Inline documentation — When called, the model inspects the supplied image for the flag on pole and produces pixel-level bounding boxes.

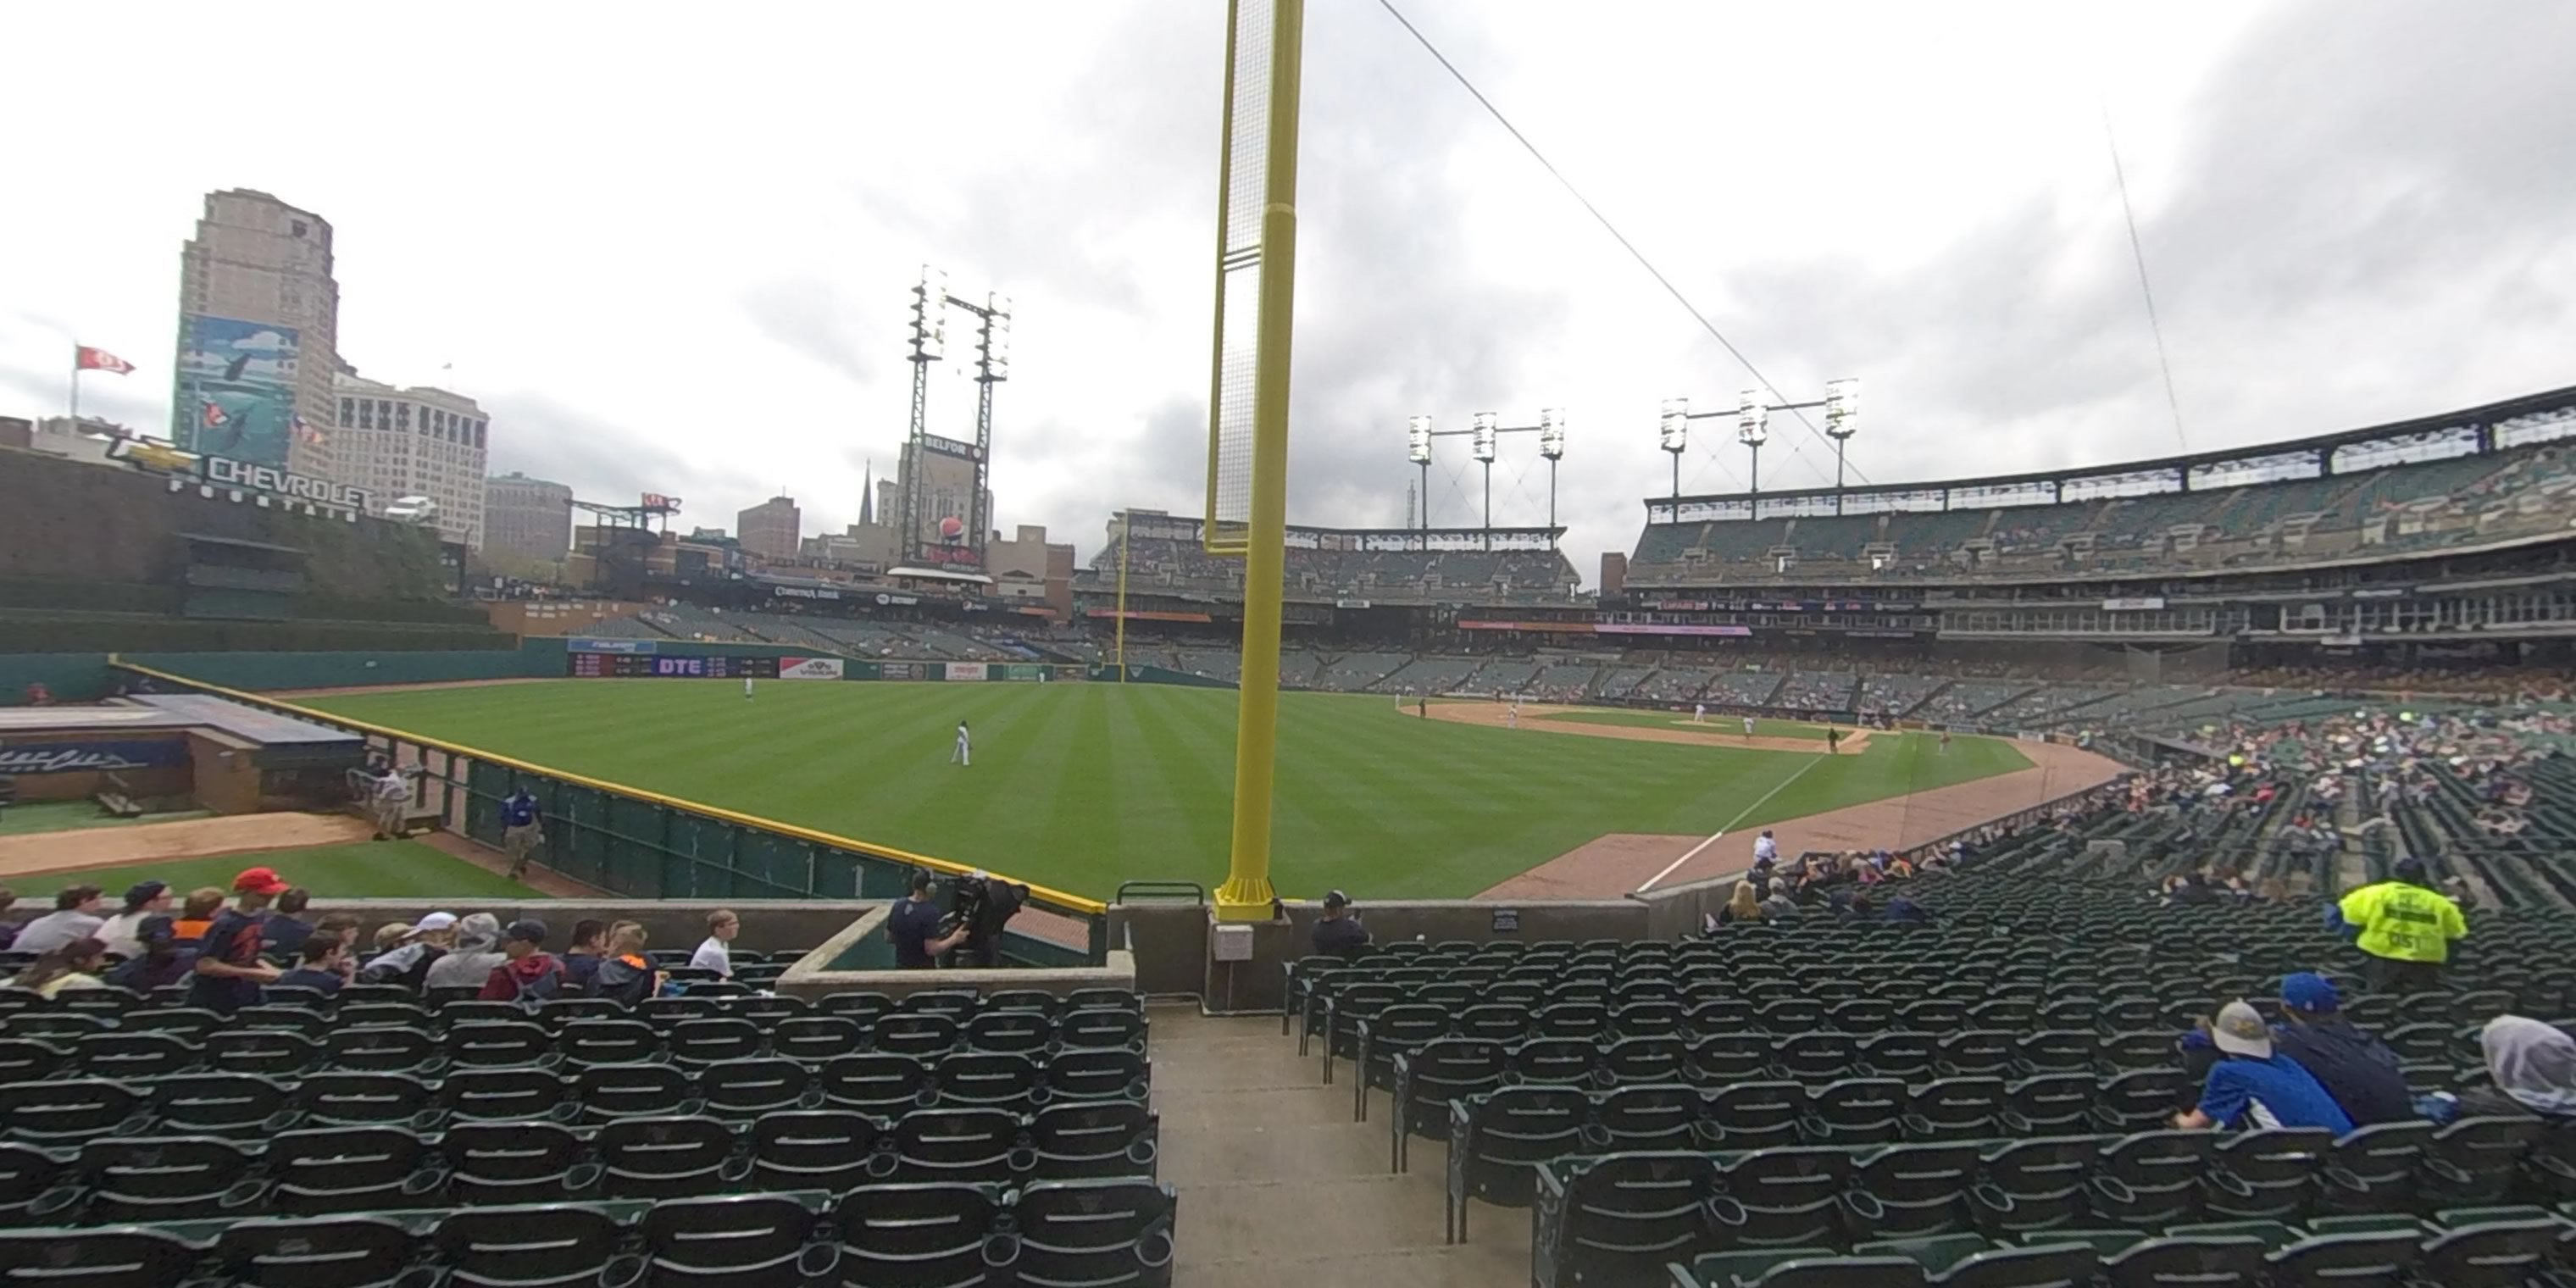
[201,401,230,429]
[293,414,325,446]
[75,346,135,375]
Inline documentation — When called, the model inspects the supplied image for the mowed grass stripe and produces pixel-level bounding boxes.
[306,681,2030,900]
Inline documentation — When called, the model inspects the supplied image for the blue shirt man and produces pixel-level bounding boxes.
[887,872,967,969]
[2174,1000,2354,1133]
[502,791,539,829]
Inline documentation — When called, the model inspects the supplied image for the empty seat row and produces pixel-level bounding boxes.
[0,1179,1176,1288]
[1518,1120,2569,1285]
[0,1047,1152,1141]
[0,985,1146,1036]
[0,1102,1156,1220]
[0,1007,1147,1081]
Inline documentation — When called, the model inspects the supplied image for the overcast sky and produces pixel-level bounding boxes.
[4,0,2570,582]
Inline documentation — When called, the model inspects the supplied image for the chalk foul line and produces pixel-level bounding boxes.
[1635,751,1832,893]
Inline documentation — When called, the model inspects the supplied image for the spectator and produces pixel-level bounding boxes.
[0,889,17,952]
[359,913,458,989]
[1716,881,1762,927]
[1883,894,1932,925]
[1310,890,1369,960]
[95,882,171,959]
[8,937,109,999]
[264,889,316,958]
[2172,1002,2354,1133]
[479,919,565,1003]
[173,888,225,941]
[561,919,609,991]
[369,763,413,840]
[103,917,192,992]
[370,922,413,953]
[887,873,966,970]
[425,913,508,990]
[2335,857,2467,993]
[2269,974,2414,1125]
[593,922,659,1004]
[691,909,739,978]
[2444,1016,2576,1122]
[501,785,545,881]
[187,867,288,1014]
[14,884,106,955]
[273,937,349,997]
[312,914,364,985]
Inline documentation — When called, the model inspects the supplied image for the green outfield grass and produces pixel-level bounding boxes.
[1532,709,1836,740]
[35,841,539,901]
[304,681,2032,900]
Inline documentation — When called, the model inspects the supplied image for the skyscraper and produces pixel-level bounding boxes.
[173,190,341,477]
[334,373,491,548]
[484,472,575,564]
[736,495,802,561]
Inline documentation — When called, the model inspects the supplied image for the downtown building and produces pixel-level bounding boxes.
[173,190,344,478]
[484,471,575,565]
[736,494,802,561]
[333,373,490,548]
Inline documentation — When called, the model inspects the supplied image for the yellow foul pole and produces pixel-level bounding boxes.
[1214,0,1304,920]
[1114,510,1130,679]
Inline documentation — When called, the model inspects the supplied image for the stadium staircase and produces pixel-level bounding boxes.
[1155,1004,1519,1286]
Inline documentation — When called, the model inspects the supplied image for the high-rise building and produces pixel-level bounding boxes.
[332,373,490,547]
[736,494,802,560]
[173,190,341,477]
[484,471,575,564]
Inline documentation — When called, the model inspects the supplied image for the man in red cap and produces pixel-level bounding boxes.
[188,866,286,1013]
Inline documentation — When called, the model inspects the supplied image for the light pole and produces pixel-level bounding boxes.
[1472,412,1498,548]
[1539,408,1567,541]
[900,264,1010,568]
[1659,397,1688,499]
[1736,388,1769,502]
[1407,407,1568,549]
[1824,378,1861,511]
[1407,415,1432,547]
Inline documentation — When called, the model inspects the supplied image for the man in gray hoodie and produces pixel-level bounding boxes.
[423,913,508,991]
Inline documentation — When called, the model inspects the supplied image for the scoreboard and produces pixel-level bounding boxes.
[568,653,782,680]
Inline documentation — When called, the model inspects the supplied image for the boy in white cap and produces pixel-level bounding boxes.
[2171,1000,2353,1133]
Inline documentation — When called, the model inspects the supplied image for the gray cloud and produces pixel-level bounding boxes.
[482,392,769,520]
[740,280,881,386]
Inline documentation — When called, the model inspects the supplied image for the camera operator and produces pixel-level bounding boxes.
[889,871,969,969]
[944,870,1028,969]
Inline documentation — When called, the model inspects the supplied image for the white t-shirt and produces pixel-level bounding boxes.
[690,936,732,977]
[95,911,155,959]
[1752,835,1779,862]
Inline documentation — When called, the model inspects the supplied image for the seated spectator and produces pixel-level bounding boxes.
[2173,1001,2354,1133]
[359,913,458,989]
[188,867,288,1014]
[173,888,225,942]
[0,889,16,952]
[103,917,192,992]
[424,913,506,991]
[480,919,565,1003]
[1883,894,1932,925]
[1310,891,1369,960]
[273,937,349,997]
[690,909,739,978]
[369,922,413,954]
[2270,974,2414,1124]
[95,882,171,960]
[14,884,106,955]
[10,937,109,998]
[561,919,609,991]
[1716,881,1762,927]
[593,922,658,1005]
[263,888,316,957]
[2443,1016,2576,1122]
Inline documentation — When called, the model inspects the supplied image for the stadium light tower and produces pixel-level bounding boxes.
[1823,377,1862,509]
[1472,412,1499,545]
[1539,407,1568,542]
[1407,415,1432,541]
[1736,389,1770,499]
[1659,397,1689,499]
[899,264,1010,569]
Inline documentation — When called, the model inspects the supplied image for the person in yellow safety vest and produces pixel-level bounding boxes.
[2334,856,2467,995]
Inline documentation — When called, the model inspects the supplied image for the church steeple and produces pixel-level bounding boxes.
[860,460,874,526]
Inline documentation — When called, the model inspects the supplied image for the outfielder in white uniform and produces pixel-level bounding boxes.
[952,720,972,766]
[1742,715,1757,737]
[1693,703,1706,724]
[744,676,754,701]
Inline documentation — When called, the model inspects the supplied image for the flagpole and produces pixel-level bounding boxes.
[68,347,80,425]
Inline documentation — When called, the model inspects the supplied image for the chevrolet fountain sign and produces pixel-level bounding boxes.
[202,457,373,514]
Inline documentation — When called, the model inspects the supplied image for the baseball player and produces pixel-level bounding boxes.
[952,719,972,767]
[369,763,413,841]
[1939,729,1952,756]
[1507,704,1518,730]
[744,675,754,701]
[1693,703,1706,724]
[1742,715,1757,738]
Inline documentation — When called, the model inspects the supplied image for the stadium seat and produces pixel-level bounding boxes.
[1712,1147,1854,1251]
[1445,1085,1589,1241]
[1802,1078,1907,1146]
[577,1062,698,1121]
[436,1202,627,1288]
[1046,1048,1150,1103]
[1387,1038,1509,1167]
[1844,1141,1980,1239]
[1059,1007,1148,1052]
[325,1024,443,1075]
[2091,1132,2217,1229]
[1532,1151,1721,1287]
[1013,1178,1178,1288]
[2417,1116,2543,1205]
[638,1191,836,1287]
[830,1183,1009,1288]
[871,1013,963,1058]
[441,1121,597,1205]
[771,1016,865,1063]
[1707,1082,1807,1151]
[0,1225,203,1288]
[214,1213,419,1288]
[0,1079,148,1144]
[963,1009,1052,1056]
[1030,1101,1158,1181]
[153,1072,292,1134]
[668,1018,763,1068]
[441,1067,572,1122]
[2414,1218,2564,1288]
[893,1107,1030,1185]
[558,1019,660,1068]
[596,1114,743,1199]
[1970,1136,2096,1237]
[78,1134,262,1221]
[2261,1230,2419,1288]
[446,1021,554,1069]
[816,1055,935,1115]
[2316,1122,2434,1214]
[2204,1128,2330,1221]
[266,1124,439,1214]
[698,1058,813,1119]
[74,1032,196,1081]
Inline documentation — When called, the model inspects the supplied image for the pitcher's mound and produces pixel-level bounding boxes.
[1474,833,1700,902]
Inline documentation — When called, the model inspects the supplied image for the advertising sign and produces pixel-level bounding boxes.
[0,740,191,775]
[880,663,921,681]
[780,657,845,680]
[945,663,989,682]
[2101,597,2168,612]
[569,653,780,679]
[173,314,303,466]
[569,637,657,654]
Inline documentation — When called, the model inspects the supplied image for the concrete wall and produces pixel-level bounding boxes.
[772,904,1137,1002]
[1130,898,1652,1013]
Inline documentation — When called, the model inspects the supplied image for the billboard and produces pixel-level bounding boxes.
[780,657,845,680]
[0,740,192,775]
[173,314,303,465]
[945,663,989,682]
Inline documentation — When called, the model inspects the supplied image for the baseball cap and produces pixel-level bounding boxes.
[2280,973,2340,1015]
[408,912,458,935]
[1322,890,1351,910]
[2393,856,2429,883]
[232,867,289,896]
[505,919,550,946]
[2211,1001,2273,1058]
[124,880,169,905]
